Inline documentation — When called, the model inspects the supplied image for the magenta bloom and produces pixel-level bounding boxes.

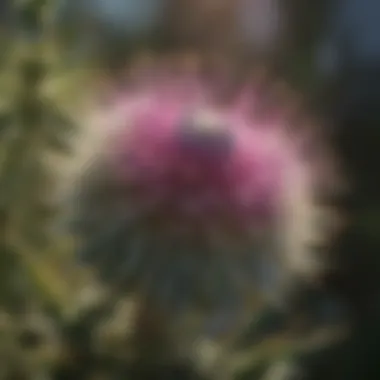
[68,55,342,334]
[113,97,286,228]
[103,63,312,230]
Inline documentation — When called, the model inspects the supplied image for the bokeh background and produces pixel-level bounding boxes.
[0,0,379,379]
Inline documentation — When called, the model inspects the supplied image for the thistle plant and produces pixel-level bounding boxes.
[61,53,344,377]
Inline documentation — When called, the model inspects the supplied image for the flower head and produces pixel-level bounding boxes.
[66,54,343,334]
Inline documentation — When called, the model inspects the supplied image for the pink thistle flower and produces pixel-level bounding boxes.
[65,54,344,340]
